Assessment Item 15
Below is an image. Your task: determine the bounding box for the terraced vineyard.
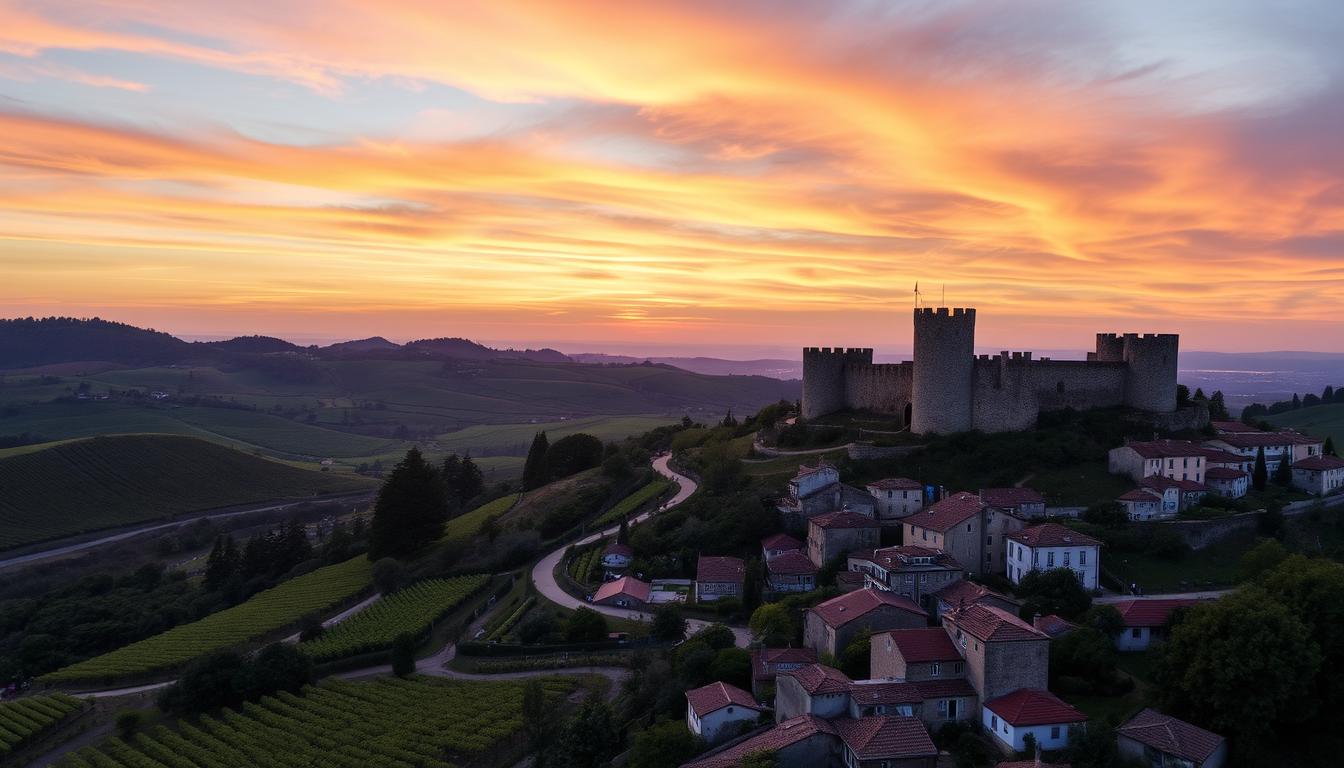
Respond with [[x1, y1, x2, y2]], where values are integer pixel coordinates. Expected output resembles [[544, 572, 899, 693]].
[[56, 676, 576, 768], [299, 574, 489, 662], [0, 693, 87, 759], [442, 494, 520, 542], [43, 557, 373, 683], [591, 477, 671, 527]]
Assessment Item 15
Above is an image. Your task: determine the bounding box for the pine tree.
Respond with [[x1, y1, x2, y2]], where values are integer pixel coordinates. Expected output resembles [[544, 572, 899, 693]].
[[368, 447, 449, 559], [1292, 393, 1302, 410], [1324, 385, 1335, 403], [522, 432, 550, 491], [1273, 451, 1293, 486], [203, 535, 235, 591], [1326, 437, 1337, 457], [1193, 388, 1207, 401], [1252, 446, 1268, 492], [1209, 391, 1230, 421], [617, 515, 629, 545], [457, 454, 484, 501]]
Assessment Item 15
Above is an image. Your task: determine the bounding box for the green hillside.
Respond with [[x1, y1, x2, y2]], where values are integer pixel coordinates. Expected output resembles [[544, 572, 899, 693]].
[[1268, 404, 1344, 448], [0, 435, 372, 551]]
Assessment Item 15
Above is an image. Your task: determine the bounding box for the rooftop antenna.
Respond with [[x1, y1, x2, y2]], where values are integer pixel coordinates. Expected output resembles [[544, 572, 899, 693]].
[[914, 281, 920, 309], [942, 284, 946, 307]]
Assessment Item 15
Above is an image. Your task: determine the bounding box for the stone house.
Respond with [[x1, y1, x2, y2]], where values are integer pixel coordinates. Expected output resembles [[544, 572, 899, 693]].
[[592, 576, 650, 609], [931, 580, 1020, 621], [775, 664, 854, 722], [1202, 466, 1249, 499], [807, 511, 881, 568], [762, 532, 804, 561], [847, 545, 964, 613], [1117, 488, 1164, 521], [904, 492, 1023, 577], [766, 550, 818, 593], [683, 714, 838, 768], [696, 556, 746, 603], [1004, 523, 1103, 590], [777, 462, 875, 529], [870, 628, 977, 726], [1109, 440, 1208, 484], [804, 589, 927, 657], [1116, 708, 1228, 768], [686, 681, 767, 744], [1291, 454, 1344, 496], [751, 647, 817, 698], [979, 487, 1046, 519], [683, 712, 937, 768], [981, 688, 1087, 753], [942, 603, 1049, 702], [865, 477, 925, 523], [833, 716, 938, 768]]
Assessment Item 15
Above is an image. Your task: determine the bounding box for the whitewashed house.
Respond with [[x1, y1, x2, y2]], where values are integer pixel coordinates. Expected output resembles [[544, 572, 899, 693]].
[[982, 689, 1087, 753], [1291, 455, 1344, 496], [685, 681, 767, 744], [1004, 524, 1102, 590]]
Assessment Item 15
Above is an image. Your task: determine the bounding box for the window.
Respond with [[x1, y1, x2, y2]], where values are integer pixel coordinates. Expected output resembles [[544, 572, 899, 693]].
[[990, 715, 998, 730], [920, 574, 927, 583], [931, 662, 941, 676], [986, 535, 993, 545], [1063, 552, 1070, 567], [953, 662, 964, 674], [966, 523, 972, 532], [1051, 726, 1060, 739], [1047, 552, 1055, 567], [922, 530, 928, 541], [1033, 550, 1039, 567], [939, 700, 948, 715], [1080, 550, 1087, 566], [1132, 628, 1141, 638]]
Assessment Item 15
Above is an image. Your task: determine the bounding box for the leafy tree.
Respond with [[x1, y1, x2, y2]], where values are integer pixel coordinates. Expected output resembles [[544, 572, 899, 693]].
[[1273, 450, 1293, 486], [391, 632, 417, 677], [748, 603, 796, 646], [720, 409, 738, 428], [709, 647, 753, 690], [116, 711, 142, 739], [368, 447, 449, 559], [566, 607, 609, 642], [1239, 538, 1289, 580], [203, 534, 239, 591], [742, 557, 763, 612], [1303, 393, 1321, 408], [372, 557, 405, 594], [1049, 627, 1116, 690], [1015, 568, 1091, 620], [651, 603, 688, 641], [602, 449, 633, 479], [1252, 446, 1268, 491], [629, 719, 705, 768], [691, 623, 738, 651], [1208, 390, 1229, 420], [1154, 588, 1321, 765], [1081, 501, 1127, 528], [1292, 393, 1302, 409], [1175, 384, 1190, 406], [547, 433, 604, 480], [298, 613, 324, 642], [543, 694, 621, 768], [1326, 436, 1337, 457], [1079, 604, 1124, 639], [839, 628, 872, 679], [443, 453, 485, 506], [245, 643, 311, 700], [522, 679, 555, 753], [522, 431, 551, 491], [158, 652, 247, 714], [617, 516, 630, 545]]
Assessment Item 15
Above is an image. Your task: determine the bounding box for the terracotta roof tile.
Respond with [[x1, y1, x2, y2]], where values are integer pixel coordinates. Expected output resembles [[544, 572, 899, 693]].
[[996, 761, 1071, 768], [1117, 708, 1225, 764], [984, 689, 1087, 726], [1032, 614, 1076, 637], [683, 715, 836, 768], [766, 550, 818, 576], [809, 588, 926, 629], [933, 580, 1015, 609], [853, 545, 962, 572], [1293, 455, 1344, 471], [867, 477, 923, 491], [762, 533, 802, 551], [1007, 523, 1102, 548], [751, 647, 817, 681], [948, 603, 1046, 642], [1204, 466, 1248, 480], [846, 680, 924, 706], [878, 627, 962, 663], [685, 681, 763, 718], [913, 678, 977, 699], [592, 576, 650, 604], [980, 487, 1045, 507], [908, 492, 984, 532], [810, 510, 880, 530], [1122, 440, 1207, 460], [697, 555, 746, 584], [780, 663, 851, 694], [1111, 598, 1211, 628], [602, 541, 633, 558], [832, 716, 937, 761], [1211, 420, 1260, 434], [1118, 488, 1162, 502]]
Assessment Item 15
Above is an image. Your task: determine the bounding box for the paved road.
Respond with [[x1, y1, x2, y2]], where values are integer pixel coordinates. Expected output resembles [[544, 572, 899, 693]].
[[0, 491, 375, 572], [530, 455, 752, 647], [1095, 589, 1232, 603]]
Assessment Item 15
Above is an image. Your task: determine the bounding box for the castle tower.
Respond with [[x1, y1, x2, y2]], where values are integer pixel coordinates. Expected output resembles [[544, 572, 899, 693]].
[[801, 347, 872, 419], [911, 308, 975, 434], [1091, 333, 1125, 362], [1121, 334, 1179, 412]]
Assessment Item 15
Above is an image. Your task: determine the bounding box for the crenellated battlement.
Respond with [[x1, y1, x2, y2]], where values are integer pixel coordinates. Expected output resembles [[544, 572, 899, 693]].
[[915, 307, 975, 318]]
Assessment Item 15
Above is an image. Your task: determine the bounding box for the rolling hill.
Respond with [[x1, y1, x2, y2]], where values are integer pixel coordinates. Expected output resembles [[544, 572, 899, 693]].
[[1267, 404, 1344, 449], [0, 435, 372, 551]]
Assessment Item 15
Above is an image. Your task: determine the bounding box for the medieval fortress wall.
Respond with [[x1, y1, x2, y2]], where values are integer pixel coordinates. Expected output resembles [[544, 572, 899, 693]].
[[802, 307, 1178, 434]]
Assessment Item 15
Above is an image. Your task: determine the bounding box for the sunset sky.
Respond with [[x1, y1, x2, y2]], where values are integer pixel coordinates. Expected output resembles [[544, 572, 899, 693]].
[[1, 0, 1342, 354]]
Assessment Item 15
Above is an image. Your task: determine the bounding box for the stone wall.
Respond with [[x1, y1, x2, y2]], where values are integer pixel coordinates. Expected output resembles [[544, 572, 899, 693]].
[[844, 361, 913, 417], [981, 638, 1049, 701]]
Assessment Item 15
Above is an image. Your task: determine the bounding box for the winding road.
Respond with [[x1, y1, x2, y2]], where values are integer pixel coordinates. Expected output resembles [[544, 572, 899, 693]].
[[530, 455, 752, 647]]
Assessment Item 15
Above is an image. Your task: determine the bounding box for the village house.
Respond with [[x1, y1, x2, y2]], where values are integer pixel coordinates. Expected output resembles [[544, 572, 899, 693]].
[[981, 688, 1087, 753], [1108, 440, 1208, 484], [865, 477, 925, 522], [683, 714, 837, 768], [777, 462, 875, 529], [832, 716, 938, 768], [1005, 523, 1103, 590], [1116, 708, 1228, 768], [762, 532, 804, 561], [1202, 466, 1249, 499], [1117, 488, 1164, 521], [931, 580, 1019, 620], [835, 571, 866, 592], [1111, 598, 1210, 652], [904, 492, 1024, 577], [767, 550, 819, 593], [868, 629, 978, 727], [845, 678, 922, 718], [751, 647, 818, 698], [1203, 430, 1324, 474], [600, 540, 633, 572], [943, 603, 1050, 702], [847, 545, 964, 612], [685, 681, 768, 744], [1032, 614, 1076, 638], [1291, 454, 1344, 496], [775, 664, 854, 722], [591, 575, 650, 609], [804, 589, 927, 657], [807, 511, 881, 568], [683, 712, 938, 768], [980, 487, 1046, 519], [696, 556, 746, 603]]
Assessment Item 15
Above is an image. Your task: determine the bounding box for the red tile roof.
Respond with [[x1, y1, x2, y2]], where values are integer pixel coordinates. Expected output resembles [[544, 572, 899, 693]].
[[1203, 466, 1248, 481], [685, 681, 763, 718], [809, 510, 880, 530], [683, 715, 835, 768], [836, 571, 866, 586], [592, 576, 650, 604], [867, 477, 922, 491], [809, 588, 926, 629], [933, 579, 1015, 609], [1118, 488, 1161, 502], [794, 461, 837, 478], [1211, 431, 1321, 448], [833, 716, 937, 761], [1112, 598, 1211, 628], [1032, 614, 1076, 637], [913, 678, 977, 699], [762, 532, 802, 551], [1122, 440, 1207, 459], [602, 540, 633, 558], [1293, 455, 1344, 471], [766, 550, 818, 576], [697, 555, 746, 584], [984, 689, 1087, 726], [1117, 708, 1225, 764], [846, 680, 924, 707], [1198, 448, 1245, 466], [879, 627, 962, 663], [948, 603, 1046, 642], [1140, 475, 1205, 492], [853, 545, 962, 572], [1007, 523, 1102, 549], [908, 492, 984, 532], [752, 647, 817, 681], [780, 663, 852, 694], [1211, 420, 1260, 434], [980, 487, 1045, 508]]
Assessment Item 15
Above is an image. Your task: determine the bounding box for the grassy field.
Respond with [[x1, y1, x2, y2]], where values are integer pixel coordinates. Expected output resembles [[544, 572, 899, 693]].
[[1106, 531, 1256, 593], [442, 494, 521, 543], [1268, 404, 1344, 447], [433, 415, 675, 456], [55, 676, 579, 768], [43, 556, 374, 683], [592, 478, 671, 527], [0, 435, 371, 552], [1029, 462, 1134, 507]]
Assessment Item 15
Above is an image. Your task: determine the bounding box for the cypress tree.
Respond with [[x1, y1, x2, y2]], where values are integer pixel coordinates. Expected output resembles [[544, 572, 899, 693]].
[[458, 454, 484, 501], [204, 535, 235, 591], [1292, 393, 1302, 410], [1252, 446, 1268, 492], [1323, 385, 1335, 403], [522, 432, 550, 490], [617, 515, 629, 545], [1326, 437, 1336, 457], [1273, 451, 1293, 486], [1209, 391, 1230, 421], [368, 447, 449, 559]]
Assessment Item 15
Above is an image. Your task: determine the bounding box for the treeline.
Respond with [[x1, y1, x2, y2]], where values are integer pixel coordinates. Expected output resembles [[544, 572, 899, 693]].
[[1175, 385, 1231, 420], [367, 450, 489, 559], [1241, 384, 1344, 422]]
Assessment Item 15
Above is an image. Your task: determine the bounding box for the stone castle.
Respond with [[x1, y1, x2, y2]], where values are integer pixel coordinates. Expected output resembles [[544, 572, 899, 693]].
[[802, 307, 1178, 433]]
